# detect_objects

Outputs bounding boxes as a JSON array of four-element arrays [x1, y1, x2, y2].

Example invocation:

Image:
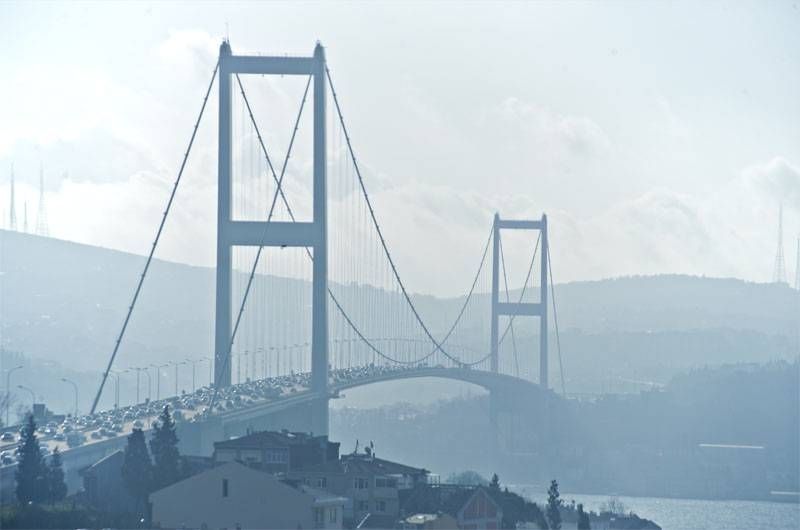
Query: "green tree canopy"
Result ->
[[150, 405, 181, 490], [122, 427, 153, 515], [446, 470, 488, 486], [546, 479, 562, 530], [15, 414, 47, 504], [46, 447, 67, 504]]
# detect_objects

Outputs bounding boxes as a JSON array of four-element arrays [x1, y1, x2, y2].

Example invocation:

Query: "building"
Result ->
[[79, 450, 137, 514], [214, 430, 340, 473], [289, 448, 429, 525], [150, 461, 347, 530], [401, 485, 503, 530]]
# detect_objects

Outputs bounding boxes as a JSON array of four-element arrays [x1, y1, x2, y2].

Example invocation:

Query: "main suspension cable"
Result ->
[[327, 66, 483, 367], [499, 236, 520, 377], [90, 61, 219, 415], [547, 244, 567, 397], [207, 74, 311, 414], [234, 76, 428, 367]]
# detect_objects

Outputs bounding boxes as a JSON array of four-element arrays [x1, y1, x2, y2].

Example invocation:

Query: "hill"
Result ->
[[1, 230, 797, 411]]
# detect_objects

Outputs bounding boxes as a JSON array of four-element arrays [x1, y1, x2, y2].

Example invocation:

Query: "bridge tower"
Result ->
[[215, 41, 329, 435], [490, 213, 549, 389]]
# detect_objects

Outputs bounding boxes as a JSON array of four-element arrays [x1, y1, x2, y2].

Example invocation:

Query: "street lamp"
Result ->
[[17, 385, 35, 414], [170, 361, 186, 396], [4, 365, 23, 426], [185, 358, 208, 393], [133, 366, 153, 403], [109, 371, 121, 409], [150, 364, 168, 401], [61, 378, 78, 417]]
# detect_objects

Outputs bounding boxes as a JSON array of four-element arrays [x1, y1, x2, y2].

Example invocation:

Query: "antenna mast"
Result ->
[[35, 162, 49, 236], [772, 205, 787, 284], [794, 236, 800, 291], [8, 165, 16, 231]]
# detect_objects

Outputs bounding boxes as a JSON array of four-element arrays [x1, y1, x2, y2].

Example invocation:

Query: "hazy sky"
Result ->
[[1, 1, 799, 296]]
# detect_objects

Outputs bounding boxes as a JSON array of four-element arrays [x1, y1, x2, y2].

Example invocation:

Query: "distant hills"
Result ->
[[1, 230, 798, 405]]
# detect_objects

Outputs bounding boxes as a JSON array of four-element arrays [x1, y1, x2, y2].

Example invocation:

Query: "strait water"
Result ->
[[511, 486, 800, 530]]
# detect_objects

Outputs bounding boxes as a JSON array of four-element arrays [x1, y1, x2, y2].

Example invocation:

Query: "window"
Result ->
[[266, 450, 287, 463], [314, 508, 324, 525], [357, 500, 369, 511], [376, 500, 386, 512], [354, 477, 369, 489], [316, 477, 327, 488], [329, 507, 338, 523], [222, 478, 229, 498], [375, 477, 397, 488]]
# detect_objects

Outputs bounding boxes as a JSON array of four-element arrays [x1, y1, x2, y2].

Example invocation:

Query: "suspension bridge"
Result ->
[[85, 40, 566, 441], [0, 41, 571, 496]]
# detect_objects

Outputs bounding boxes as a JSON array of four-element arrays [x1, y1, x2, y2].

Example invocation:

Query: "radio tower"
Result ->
[[794, 237, 800, 291], [772, 205, 788, 284], [35, 162, 49, 236], [8, 165, 16, 231]]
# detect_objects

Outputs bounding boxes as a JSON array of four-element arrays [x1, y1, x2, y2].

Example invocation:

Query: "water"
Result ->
[[510, 486, 800, 530]]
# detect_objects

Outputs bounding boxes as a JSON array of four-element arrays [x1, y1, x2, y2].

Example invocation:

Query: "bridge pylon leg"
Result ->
[[489, 214, 549, 390], [213, 42, 330, 437]]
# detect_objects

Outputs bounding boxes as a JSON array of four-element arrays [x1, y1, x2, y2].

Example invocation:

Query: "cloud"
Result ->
[[2, 156, 797, 297], [492, 97, 611, 159], [740, 157, 800, 207]]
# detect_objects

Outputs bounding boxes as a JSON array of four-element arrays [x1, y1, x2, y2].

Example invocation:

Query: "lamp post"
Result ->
[[128, 367, 141, 404], [150, 364, 168, 401], [17, 385, 35, 414], [170, 361, 186, 396], [61, 378, 78, 417], [109, 371, 120, 409], [141, 367, 152, 402], [186, 358, 208, 393], [4, 365, 23, 426]]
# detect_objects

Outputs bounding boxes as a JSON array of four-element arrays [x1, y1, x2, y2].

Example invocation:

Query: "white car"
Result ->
[[0, 432, 14, 442]]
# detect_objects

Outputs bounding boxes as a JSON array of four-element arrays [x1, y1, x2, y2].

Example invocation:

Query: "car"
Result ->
[[1, 454, 14, 466], [66, 432, 86, 448], [90, 431, 101, 440], [133, 420, 143, 428], [53, 433, 66, 441], [0, 432, 15, 442]]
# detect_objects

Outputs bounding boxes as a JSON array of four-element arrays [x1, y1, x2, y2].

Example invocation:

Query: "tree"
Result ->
[[149, 405, 181, 490], [546, 479, 562, 530], [489, 473, 500, 490], [446, 470, 488, 486], [15, 414, 47, 504], [122, 427, 153, 515], [577, 503, 591, 530], [46, 447, 67, 504]]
